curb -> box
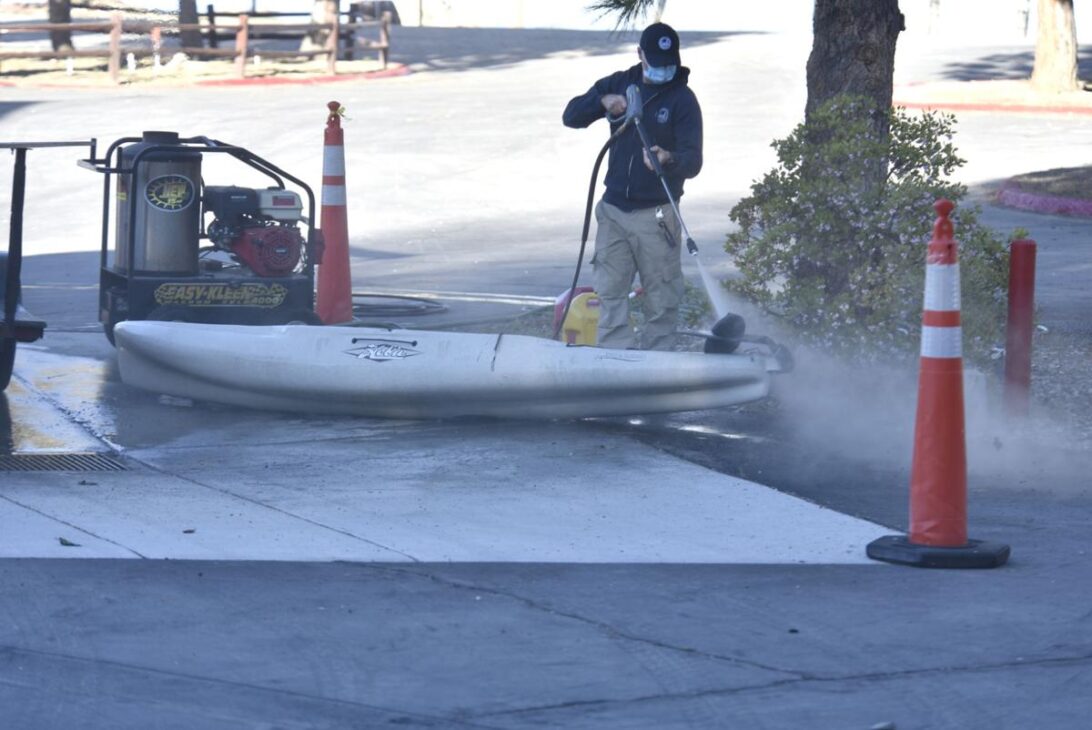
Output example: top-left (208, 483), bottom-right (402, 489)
top-left (996, 181), bottom-right (1092, 218)
top-left (197, 63), bottom-right (410, 87)
top-left (895, 99), bottom-right (1092, 116)
top-left (0, 63), bottom-right (410, 90)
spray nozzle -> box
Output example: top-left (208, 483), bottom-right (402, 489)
top-left (625, 84), bottom-right (643, 124)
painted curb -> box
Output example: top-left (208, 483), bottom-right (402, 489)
top-left (997, 182), bottom-right (1092, 218)
top-left (0, 63), bottom-right (410, 90)
top-left (894, 99), bottom-right (1092, 116)
top-left (197, 63), bottom-right (410, 87)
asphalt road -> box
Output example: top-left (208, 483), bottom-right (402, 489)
top-left (2, 25), bottom-right (1091, 730)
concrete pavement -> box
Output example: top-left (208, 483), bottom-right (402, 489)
top-left (2, 348), bottom-right (887, 563)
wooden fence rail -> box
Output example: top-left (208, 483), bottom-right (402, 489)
top-left (204, 2), bottom-right (390, 61)
top-left (0, 11), bottom-right (391, 83)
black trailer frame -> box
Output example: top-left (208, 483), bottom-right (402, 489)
top-left (79, 136), bottom-right (322, 343)
top-left (1, 140), bottom-right (96, 391)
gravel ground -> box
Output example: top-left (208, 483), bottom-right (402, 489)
top-left (1029, 328), bottom-right (1092, 447)
top-left (995, 168), bottom-right (1092, 448)
top-left (1009, 166), bottom-right (1092, 198)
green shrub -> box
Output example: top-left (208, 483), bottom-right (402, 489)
top-left (725, 96), bottom-right (1010, 365)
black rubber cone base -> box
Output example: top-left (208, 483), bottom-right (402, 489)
top-left (867, 535), bottom-right (1010, 569)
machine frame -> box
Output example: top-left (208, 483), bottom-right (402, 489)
top-left (2, 140), bottom-right (96, 391)
top-left (80, 136), bottom-right (323, 344)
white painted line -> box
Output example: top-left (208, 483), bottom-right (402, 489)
top-left (360, 289), bottom-right (557, 306)
top-left (20, 284), bottom-right (99, 291)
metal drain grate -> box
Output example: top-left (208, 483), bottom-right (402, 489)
top-left (0, 452), bottom-right (128, 472)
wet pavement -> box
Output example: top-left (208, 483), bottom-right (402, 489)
top-left (2, 24), bottom-right (1092, 730)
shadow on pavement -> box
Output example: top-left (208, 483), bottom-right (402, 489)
top-left (389, 26), bottom-right (757, 73)
top-left (348, 246), bottom-right (412, 262)
top-left (938, 45), bottom-right (1092, 81)
top-left (0, 101), bottom-right (38, 125)
top-left (17, 250), bottom-right (100, 331)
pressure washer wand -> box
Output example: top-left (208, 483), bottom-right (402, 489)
top-left (625, 84), bottom-right (698, 255)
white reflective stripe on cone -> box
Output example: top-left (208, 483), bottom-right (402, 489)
top-left (924, 263), bottom-right (961, 312)
top-left (920, 325), bottom-right (963, 358)
top-left (322, 185), bottom-right (347, 206)
top-left (323, 146), bottom-right (346, 176)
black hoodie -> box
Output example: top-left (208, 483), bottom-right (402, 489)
top-left (563, 63), bottom-right (703, 212)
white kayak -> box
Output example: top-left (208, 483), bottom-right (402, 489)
top-left (113, 321), bottom-right (780, 419)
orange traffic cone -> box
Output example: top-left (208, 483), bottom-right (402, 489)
top-left (868, 200), bottom-right (1010, 568)
top-left (315, 100), bottom-right (354, 324)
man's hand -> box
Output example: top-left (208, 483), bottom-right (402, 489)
top-left (643, 145), bottom-right (674, 171)
top-left (601, 94), bottom-right (627, 118)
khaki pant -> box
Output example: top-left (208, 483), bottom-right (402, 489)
top-left (591, 199), bottom-right (684, 350)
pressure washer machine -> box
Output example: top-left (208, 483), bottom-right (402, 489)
top-left (82, 132), bottom-right (323, 344)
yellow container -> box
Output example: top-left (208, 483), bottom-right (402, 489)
top-left (561, 292), bottom-right (600, 345)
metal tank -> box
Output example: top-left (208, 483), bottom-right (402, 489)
top-left (115, 131), bottom-right (201, 274)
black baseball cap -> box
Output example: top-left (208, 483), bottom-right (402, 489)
top-left (639, 22), bottom-right (680, 67)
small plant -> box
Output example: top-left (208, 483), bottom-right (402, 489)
top-left (725, 96), bottom-right (1010, 365)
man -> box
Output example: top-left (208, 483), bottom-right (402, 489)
top-left (562, 22), bottom-right (703, 350)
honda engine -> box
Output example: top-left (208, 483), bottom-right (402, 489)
top-left (204, 186), bottom-right (305, 277)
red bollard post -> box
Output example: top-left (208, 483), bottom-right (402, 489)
top-left (315, 101), bottom-right (354, 324)
top-left (1004, 239), bottom-right (1037, 417)
top-left (867, 200), bottom-right (1010, 569)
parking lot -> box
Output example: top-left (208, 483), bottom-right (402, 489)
top-left (3, 22), bottom-right (1092, 729)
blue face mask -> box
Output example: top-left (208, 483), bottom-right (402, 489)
top-left (644, 64), bottom-right (677, 84)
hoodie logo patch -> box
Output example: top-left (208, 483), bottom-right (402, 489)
top-left (656, 107), bottom-right (670, 124)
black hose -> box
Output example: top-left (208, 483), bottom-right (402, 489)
top-left (552, 124), bottom-right (629, 341)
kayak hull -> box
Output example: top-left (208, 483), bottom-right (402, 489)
top-left (114, 321), bottom-right (772, 419)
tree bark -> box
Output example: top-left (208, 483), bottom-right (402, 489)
top-left (48, 0), bottom-right (72, 52)
top-left (1031, 0), bottom-right (1078, 92)
top-left (178, 0), bottom-right (203, 49)
top-left (805, 0), bottom-right (904, 140)
top-left (302, 0), bottom-right (338, 52)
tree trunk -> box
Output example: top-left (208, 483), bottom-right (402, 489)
top-left (805, 0), bottom-right (904, 141)
top-left (302, 0), bottom-right (338, 52)
top-left (178, 0), bottom-right (203, 49)
top-left (805, 0), bottom-right (903, 191)
top-left (1031, 0), bottom-right (1078, 92)
top-left (48, 0), bottom-right (72, 52)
